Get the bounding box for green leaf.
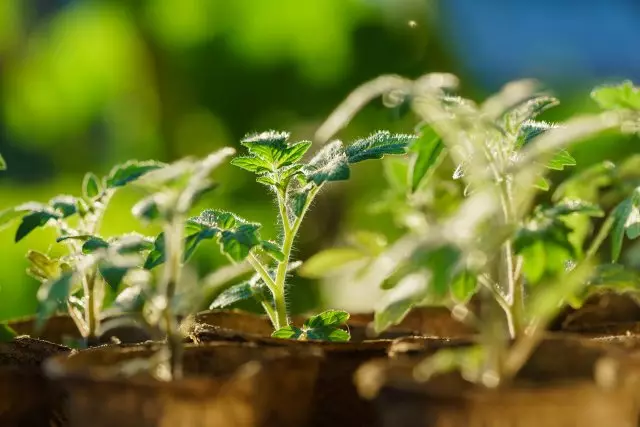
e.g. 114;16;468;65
413;245;461;297
374;272;428;333
0;324;17;342
280;141;313;165
26;250;63;283
99;264;129;292
545;149;576;171
105;160;164;189
304;140;350;185
144;234;166;269
0;153;6;171
82;237;110;253
304;310;350;329
220;224;262;261
272;326;303;340
591;81;640;111
305;326;350;342
505;95;560;131
15;210;60;242
517;121;557;147
612;198;634;262
383;157;410;192
534;176;550;191
346;131;414;164
50;195;79;218
298;248;366;278
132;195;162;222
450;270;477;303
410;126;444;192
36;272;74;329
292;188;309;217
210;282;254;309
113;234;154;254
279;164;305;186
544;199;604;218
241;131;290;162
255;175;278;187
83;172;101;199
260;240;285;262
230;156;273;174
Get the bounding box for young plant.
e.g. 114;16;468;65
168;131;414;341
131;148;235;379
0;160;163;345
317;74;640;385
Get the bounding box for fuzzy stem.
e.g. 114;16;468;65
271;185;321;330
160;216;184;380
247;254;282;329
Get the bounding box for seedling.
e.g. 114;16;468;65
157;131;414;341
0;160;163;345
316;74;640;384
131;148;235;379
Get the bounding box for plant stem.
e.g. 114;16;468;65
585;215;614;260
270;185;321;330
160;216;184;380
84;269;99;344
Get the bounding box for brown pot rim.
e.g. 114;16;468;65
44;341;322;396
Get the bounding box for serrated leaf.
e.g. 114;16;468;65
83;172;101;199
82;237;110;254
450;270;477;303
279;141;312;166
106;160;164;189
37;272;74;329
304;310;349;329
210;282;254;309
0;324;16;342
304;140;350;185
346;131;414;164
298;248;366;278
279;164;305;186
256;175;278;187
591;81;640;111
260;240;285;262
241;131;290;163
15;210;60;242
517;121;557;148
231;156;273;174
272;325;303;340
220;223;262;262
505;96;560;131
545;149;576;171
410;126;444;192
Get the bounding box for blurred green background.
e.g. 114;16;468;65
1;0;638;321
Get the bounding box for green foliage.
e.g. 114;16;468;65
611;187;640;262
410;124;444;193
272;309;350;342
105;160;165;189
82;173;101;199
591;81;640;111
0;153;6;171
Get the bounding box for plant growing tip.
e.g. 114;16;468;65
164;130;415;340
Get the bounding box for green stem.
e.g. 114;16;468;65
160;216;184;380
271;185;321;330
247;254;282;329
585;215;614;260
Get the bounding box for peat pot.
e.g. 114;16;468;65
355;335;640;427
187;309;469;427
45;341;322;427
0;336;70;427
